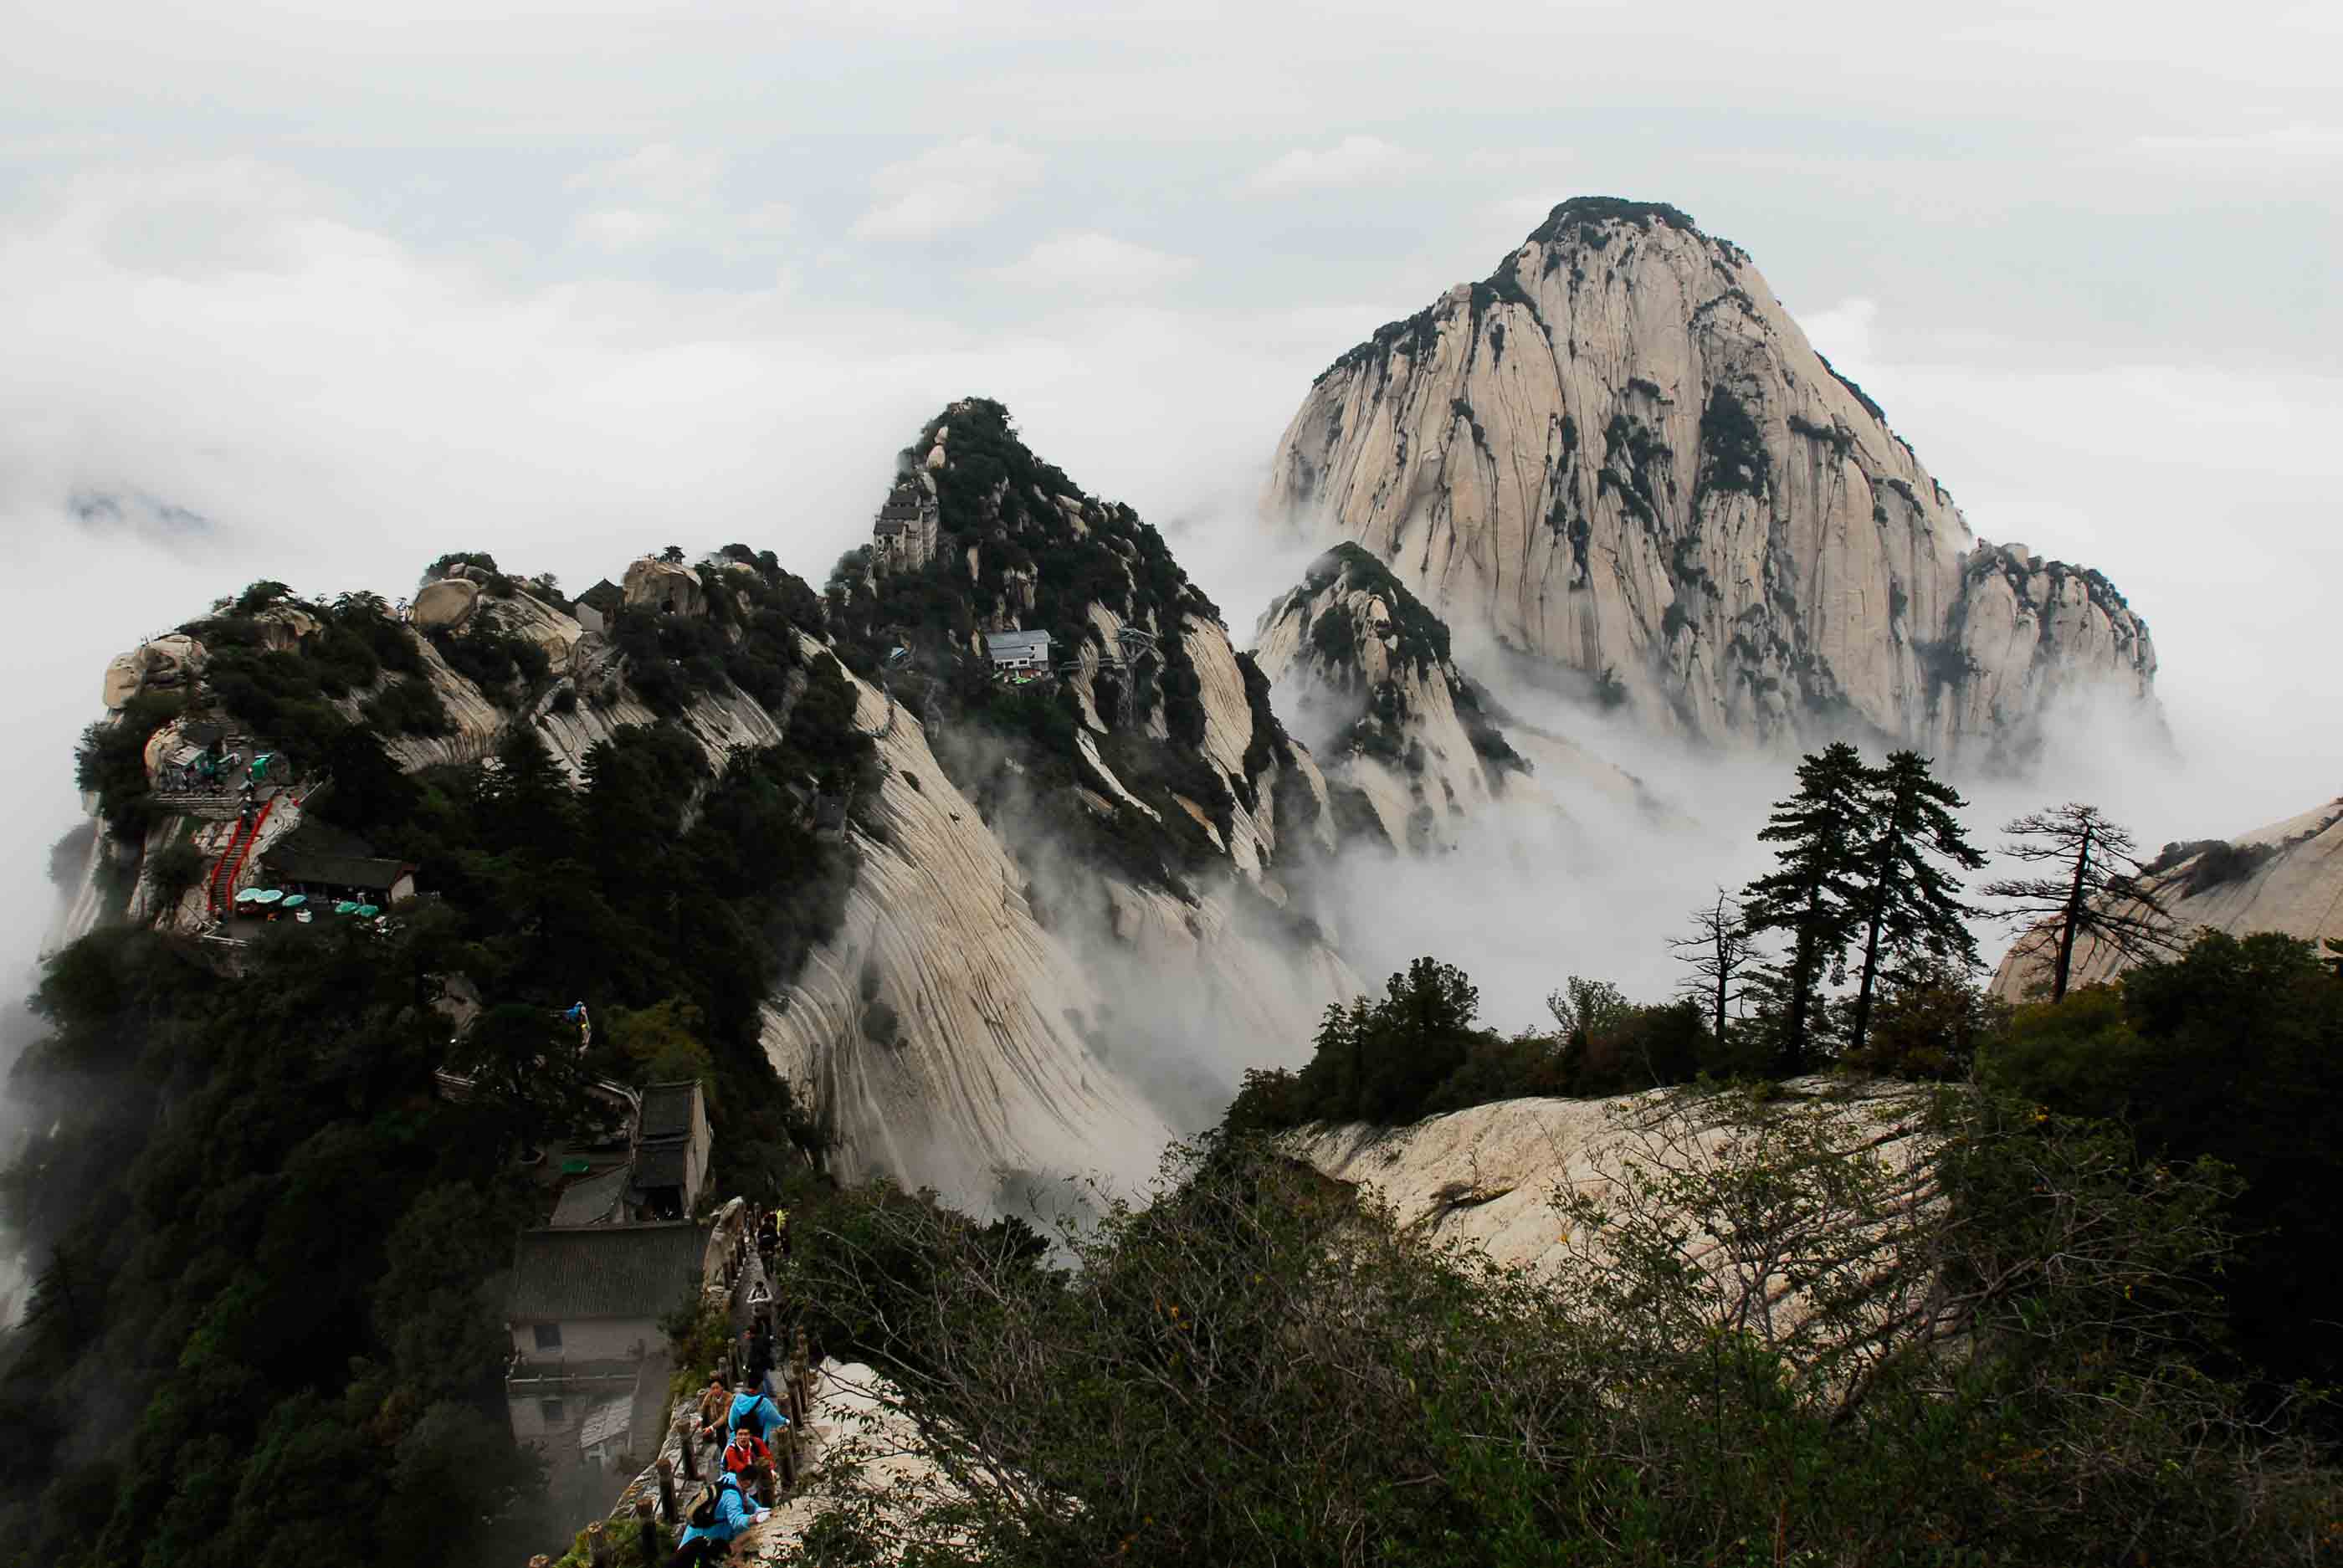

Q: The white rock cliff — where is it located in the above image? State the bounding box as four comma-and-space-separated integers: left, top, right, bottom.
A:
1264, 197, 2157, 761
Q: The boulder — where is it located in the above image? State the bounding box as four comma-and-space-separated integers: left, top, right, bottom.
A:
255, 605, 320, 651
623, 558, 706, 617
411, 577, 480, 630
101, 653, 143, 710
100, 633, 206, 710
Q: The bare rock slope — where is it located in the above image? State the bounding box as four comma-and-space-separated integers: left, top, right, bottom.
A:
1992, 797, 2343, 997
1253, 542, 1659, 849
1265, 197, 2156, 759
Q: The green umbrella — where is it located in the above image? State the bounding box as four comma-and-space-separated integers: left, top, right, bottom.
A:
250, 888, 284, 905
279, 894, 307, 910
233, 888, 265, 905
355, 904, 381, 918
334, 900, 360, 915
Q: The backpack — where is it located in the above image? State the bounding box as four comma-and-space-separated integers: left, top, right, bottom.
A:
685, 1482, 720, 1529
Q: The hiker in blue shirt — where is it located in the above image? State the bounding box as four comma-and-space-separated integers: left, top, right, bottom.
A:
725, 1377, 789, 1444
669, 1471, 766, 1566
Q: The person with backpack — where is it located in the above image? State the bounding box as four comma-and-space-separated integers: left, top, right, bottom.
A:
669, 1471, 765, 1567
725, 1377, 788, 1446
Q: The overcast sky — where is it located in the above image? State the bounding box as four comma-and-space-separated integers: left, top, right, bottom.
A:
2, 0, 2336, 992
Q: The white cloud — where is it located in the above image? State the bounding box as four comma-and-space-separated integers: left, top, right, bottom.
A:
1484, 193, 1561, 232
989, 231, 1197, 296
851, 137, 1043, 241
2133, 121, 2343, 156
1245, 135, 1426, 194
567, 142, 727, 204
572, 207, 676, 250
561, 143, 794, 256
1464, 146, 1572, 173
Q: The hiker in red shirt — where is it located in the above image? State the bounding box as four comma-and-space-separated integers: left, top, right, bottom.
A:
722, 1426, 774, 1503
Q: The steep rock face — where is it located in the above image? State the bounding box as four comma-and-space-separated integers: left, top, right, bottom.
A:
1264, 197, 2156, 759
1254, 544, 1669, 848
1254, 544, 1528, 850
1991, 797, 2343, 998
757, 667, 1351, 1205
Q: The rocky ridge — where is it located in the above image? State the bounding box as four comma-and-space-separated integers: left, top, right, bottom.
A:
1264, 197, 2157, 761
1991, 797, 2343, 998
61, 403, 1361, 1210
1254, 542, 1669, 850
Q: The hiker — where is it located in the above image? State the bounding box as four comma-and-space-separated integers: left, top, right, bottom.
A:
725, 1377, 789, 1446
694, 1374, 729, 1442
669, 1471, 766, 1567
721, 1425, 773, 1495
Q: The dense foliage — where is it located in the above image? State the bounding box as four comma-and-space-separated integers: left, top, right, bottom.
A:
14, 551, 874, 1565
778, 1100, 2337, 1568
1984, 928, 2343, 1397
1226, 958, 1720, 1135
0, 923, 548, 1568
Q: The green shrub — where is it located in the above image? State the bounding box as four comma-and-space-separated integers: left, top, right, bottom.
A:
361, 677, 453, 736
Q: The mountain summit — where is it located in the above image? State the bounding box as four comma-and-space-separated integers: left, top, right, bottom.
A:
1264, 197, 2156, 760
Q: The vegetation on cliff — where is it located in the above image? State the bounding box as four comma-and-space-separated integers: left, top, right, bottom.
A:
780, 1092, 2336, 1567
13, 544, 873, 1564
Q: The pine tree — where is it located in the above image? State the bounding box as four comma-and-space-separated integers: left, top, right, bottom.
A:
1742, 742, 1873, 1075
1846, 751, 1985, 1057
1982, 802, 2176, 1001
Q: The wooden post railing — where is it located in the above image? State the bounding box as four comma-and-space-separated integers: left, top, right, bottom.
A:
674, 1416, 698, 1481
634, 1499, 659, 1566
585, 1519, 613, 1568
655, 1456, 677, 1526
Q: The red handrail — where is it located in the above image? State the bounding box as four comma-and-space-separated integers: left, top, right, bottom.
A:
206, 797, 274, 917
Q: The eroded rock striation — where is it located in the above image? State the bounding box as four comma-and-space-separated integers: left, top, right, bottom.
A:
1265, 197, 2157, 760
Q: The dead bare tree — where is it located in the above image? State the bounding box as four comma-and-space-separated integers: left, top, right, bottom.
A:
1668, 889, 1757, 1042
1983, 803, 2179, 1001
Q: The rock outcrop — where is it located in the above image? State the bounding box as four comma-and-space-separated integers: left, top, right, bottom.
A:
1254, 544, 1670, 849
100, 633, 204, 710
1254, 544, 1529, 850
410, 577, 480, 629
623, 557, 706, 617
1264, 197, 2157, 760
1992, 797, 2343, 997
1289, 1079, 1925, 1278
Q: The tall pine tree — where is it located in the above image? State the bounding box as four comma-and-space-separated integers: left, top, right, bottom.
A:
1742, 742, 1872, 1074
1846, 751, 1984, 1056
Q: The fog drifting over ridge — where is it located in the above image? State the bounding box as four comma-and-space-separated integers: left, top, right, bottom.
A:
3, 0, 2339, 1036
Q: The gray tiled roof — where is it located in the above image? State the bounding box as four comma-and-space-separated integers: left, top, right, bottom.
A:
507, 1222, 704, 1322
550, 1166, 630, 1227
631, 1142, 690, 1193
638, 1083, 700, 1141
985, 630, 1052, 656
